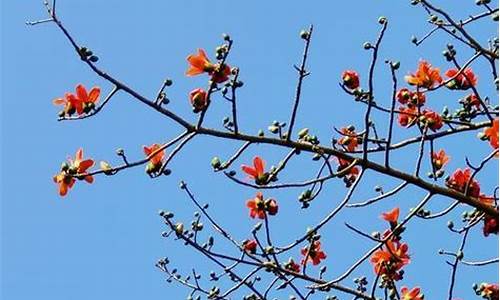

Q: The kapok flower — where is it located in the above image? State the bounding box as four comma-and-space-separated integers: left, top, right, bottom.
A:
480, 283, 499, 300
337, 157, 360, 184
243, 239, 257, 254
370, 240, 410, 281
189, 88, 208, 113
463, 94, 481, 110
53, 148, 95, 196
405, 60, 442, 89
246, 192, 278, 219
53, 92, 83, 116
420, 109, 443, 132
284, 258, 301, 273
398, 106, 418, 128
186, 48, 231, 83
338, 127, 359, 152
241, 156, 269, 185
446, 168, 481, 198
75, 84, 100, 114
401, 286, 424, 300
143, 143, 165, 174
484, 118, 499, 153
483, 216, 498, 237
342, 70, 360, 90
445, 68, 478, 90
397, 88, 412, 105
381, 207, 400, 226
432, 149, 450, 170
301, 241, 327, 266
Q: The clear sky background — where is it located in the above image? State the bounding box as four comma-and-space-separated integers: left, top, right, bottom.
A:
2, 1, 498, 299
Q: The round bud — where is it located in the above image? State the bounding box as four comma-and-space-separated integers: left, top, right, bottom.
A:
299, 30, 310, 40
89, 55, 99, 63
363, 42, 372, 50
378, 16, 387, 24
411, 35, 418, 44
164, 79, 173, 86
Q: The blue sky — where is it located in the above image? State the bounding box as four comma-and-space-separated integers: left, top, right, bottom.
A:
2, 1, 498, 299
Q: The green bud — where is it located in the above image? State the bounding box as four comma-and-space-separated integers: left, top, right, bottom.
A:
378, 16, 387, 24
298, 128, 309, 139
211, 157, 221, 169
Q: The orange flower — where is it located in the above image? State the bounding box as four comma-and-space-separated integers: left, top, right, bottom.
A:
432, 149, 450, 170
243, 239, 257, 254
484, 118, 499, 153
53, 148, 95, 196
241, 156, 269, 185
53, 92, 83, 116
446, 168, 481, 198
338, 127, 359, 152
342, 70, 360, 89
401, 286, 424, 300
381, 207, 400, 225
398, 106, 418, 128
301, 241, 327, 266
186, 48, 231, 83
75, 84, 100, 113
186, 49, 214, 76
445, 68, 478, 90
143, 143, 165, 174
370, 240, 410, 281
420, 109, 443, 132
189, 88, 208, 113
405, 60, 442, 89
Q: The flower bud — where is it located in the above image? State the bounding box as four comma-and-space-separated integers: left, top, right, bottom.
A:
211, 157, 221, 169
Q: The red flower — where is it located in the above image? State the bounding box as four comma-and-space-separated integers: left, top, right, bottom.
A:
342, 70, 360, 90
246, 192, 266, 219
143, 143, 165, 174
445, 68, 478, 90
370, 240, 410, 281
53, 92, 83, 116
246, 192, 279, 219
421, 109, 443, 132
75, 84, 101, 113
301, 241, 327, 266
405, 60, 442, 89
398, 106, 418, 128
381, 207, 400, 226
463, 94, 481, 109
53, 148, 95, 196
337, 156, 360, 184
446, 168, 481, 198
432, 149, 450, 170
396, 88, 425, 107
284, 258, 301, 273
186, 48, 231, 83
338, 127, 359, 152
189, 88, 208, 113
481, 283, 499, 300
243, 239, 257, 254
241, 156, 269, 185
484, 118, 499, 154
483, 216, 498, 237
396, 88, 412, 105
401, 286, 424, 300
